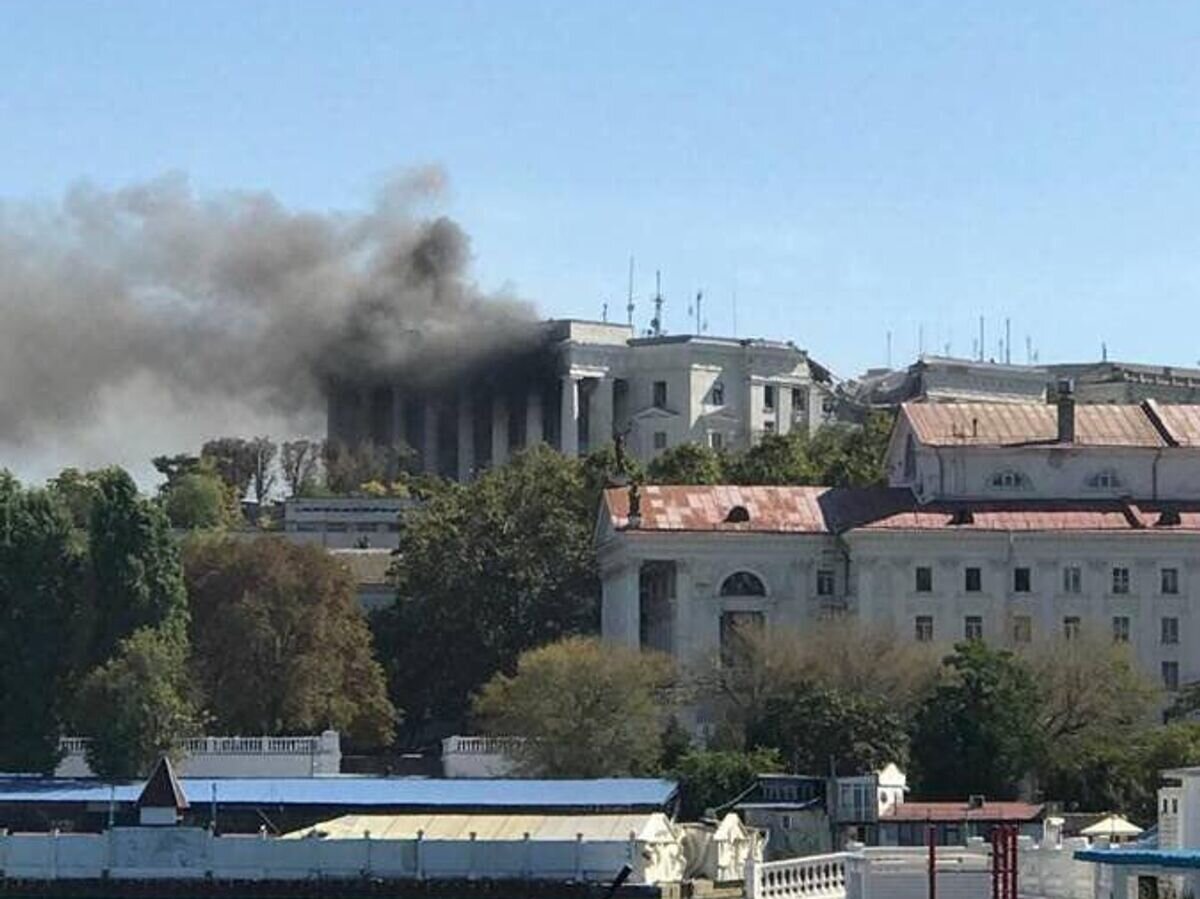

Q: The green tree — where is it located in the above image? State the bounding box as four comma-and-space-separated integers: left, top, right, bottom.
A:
727, 433, 813, 485
646, 442, 727, 485
201, 437, 259, 500
46, 468, 103, 529
152, 454, 203, 486
280, 439, 323, 497
910, 642, 1043, 799
75, 627, 203, 779
249, 437, 277, 504
163, 471, 231, 530
378, 446, 599, 738
323, 440, 413, 494
87, 468, 190, 666
473, 637, 674, 777
749, 682, 910, 775
0, 475, 87, 772
806, 412, 893, 487
672, 748, 784, 820
185, 536, 397, 746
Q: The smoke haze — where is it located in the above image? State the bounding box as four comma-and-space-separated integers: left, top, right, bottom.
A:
0, 170, 537, 483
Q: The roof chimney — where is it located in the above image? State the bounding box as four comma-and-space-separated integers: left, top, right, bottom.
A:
1055, 379, 1075, 444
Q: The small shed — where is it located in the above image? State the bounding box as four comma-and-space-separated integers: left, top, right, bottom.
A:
138, 757, 189, 826
283, 812, 686, 884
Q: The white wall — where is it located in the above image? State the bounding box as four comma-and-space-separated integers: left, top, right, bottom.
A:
56, 732, 341, 778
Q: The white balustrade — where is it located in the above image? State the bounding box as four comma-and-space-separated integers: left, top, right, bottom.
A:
751, 853, 850, 899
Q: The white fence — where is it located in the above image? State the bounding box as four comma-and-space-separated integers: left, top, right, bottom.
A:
55, 731, 341, 778
440, 735, 520, 778
0, 827, 651, 884
747, 838, 1098, 899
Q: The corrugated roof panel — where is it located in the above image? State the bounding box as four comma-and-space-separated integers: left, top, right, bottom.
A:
902, 401, 1166, 447
285, 813, 667, 842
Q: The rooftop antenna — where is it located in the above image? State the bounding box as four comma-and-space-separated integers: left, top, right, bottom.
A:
1102, 341, 1108, 362
1025, 335, 1032, 365
1005, 318, 1011, 365
688, 290, 707, 334
649, 270, 664, 336
601, 301, 608, 323
626, 256, 635, 327
978, 316, 985, 362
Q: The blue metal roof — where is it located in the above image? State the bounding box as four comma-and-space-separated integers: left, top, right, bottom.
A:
0, 777, 678, 810
1076, 847, 1200, 869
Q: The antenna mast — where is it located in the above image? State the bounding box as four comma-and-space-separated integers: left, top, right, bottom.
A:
650, 270, 664, 336
1005, 318, 1011, 365
626, 256, 635, 327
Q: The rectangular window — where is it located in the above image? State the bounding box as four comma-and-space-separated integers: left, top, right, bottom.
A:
1112, 616, 1130, 643
1063, 565, 1082, 595
915, 566, 933, 593
964, 616, 983, 641
653, 431, 668, 450
653, 381, 668, 409
710, 382, 725, 406
720, 610, 765, 668
1112, 566, 1131, 595
1163, 661, 1180, 692
763, 421, 776, 434
1064, 616, 1081, 641
1163, 617, 1180, 645
915, 615, 933, 643
1013, 567, 1032, 594
817, 569, 835, 597
709, 431, 724, 451
1163, 568, 1180, 595
792, 387, 806, 412
964, 567, 982, 593
763, 384, 776, 411
1012, 615, 1032, 644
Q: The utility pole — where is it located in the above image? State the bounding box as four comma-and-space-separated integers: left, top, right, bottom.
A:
626, 256, 635, 327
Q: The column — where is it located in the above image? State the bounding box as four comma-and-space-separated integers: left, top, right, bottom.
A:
560, 374, 580, 457
456, 392, 474, 482
392, 390, 408, 451
778, 383, 793, 435
491, 394, 510, 467
526, 389, 544, 445
601, 562, 640, 648
590, 377, 614, 449
422, 400, 439, 475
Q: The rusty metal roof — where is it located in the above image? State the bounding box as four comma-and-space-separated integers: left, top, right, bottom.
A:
1150, 402, 1200, 447
902, 401, 1167, 447
602, 487, 1200, 534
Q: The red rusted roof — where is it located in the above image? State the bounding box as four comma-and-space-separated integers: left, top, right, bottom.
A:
601, 487, 1200, 534
883, 801, 1043, 822
903, 401, 1167, 447
603, 485, 832, 533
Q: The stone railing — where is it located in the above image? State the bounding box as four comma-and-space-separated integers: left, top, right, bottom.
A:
441, 735, 522, 778
748, 852, 850, 899
56, 731, 341, 778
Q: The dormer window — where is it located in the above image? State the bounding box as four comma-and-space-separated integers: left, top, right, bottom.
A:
989, 469, 1028, 490
711, 381, 725, 406
1087, 469, 1122, 490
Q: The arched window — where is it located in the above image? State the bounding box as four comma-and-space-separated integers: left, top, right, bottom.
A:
725, 505, 751, 523
720, 571, 766, 597
989, 469, 1028, 490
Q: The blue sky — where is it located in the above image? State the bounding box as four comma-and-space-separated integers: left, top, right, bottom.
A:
4, 1, 1200, 378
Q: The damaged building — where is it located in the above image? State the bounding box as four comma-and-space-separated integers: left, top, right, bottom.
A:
326, 319, 837, 479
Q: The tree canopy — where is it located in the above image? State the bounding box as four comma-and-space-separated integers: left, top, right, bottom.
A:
473, 636, 675, 777
184, 536, 397, 746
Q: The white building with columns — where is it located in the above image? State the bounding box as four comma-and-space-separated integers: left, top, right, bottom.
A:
598, 392, 1200, 716
327, 319, 834, 480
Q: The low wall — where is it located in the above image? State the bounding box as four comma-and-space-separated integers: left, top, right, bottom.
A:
0, 827, 653, 885
55, 733, 341, 778
440, 737, 520, 779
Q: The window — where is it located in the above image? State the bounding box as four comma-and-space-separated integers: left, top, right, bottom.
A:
1112, 616, 1130, 643
652, 380, 668, 409
1064, 616, 1081, 641
1087, 469, 1122, 489
710, 381, 725, 406
962, 567, 981, 593
1163, 617, 1180, 645
763, 385, 776, 411
1013, 567, 1032, 594
720, 571, 767, 597
990, 469, 1027, 490
903, 435, 917, 480
964, 616, 983, 641
653, 431, 668, 450
1163, 661, 1180, 692
915, 566, 933, 593
817, 569, 835, 597
915, 616, 934, 643
1063, 565, 1082, 595
763, 421, 776, 433
709, 431, 724, 451
1012, 615, 1032, 644
1112, 566, 1131, 595
1163, 568, 1180, 595
792, 387, 806, 412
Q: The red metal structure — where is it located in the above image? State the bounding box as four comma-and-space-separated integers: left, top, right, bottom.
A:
991, 824, 1019, 899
